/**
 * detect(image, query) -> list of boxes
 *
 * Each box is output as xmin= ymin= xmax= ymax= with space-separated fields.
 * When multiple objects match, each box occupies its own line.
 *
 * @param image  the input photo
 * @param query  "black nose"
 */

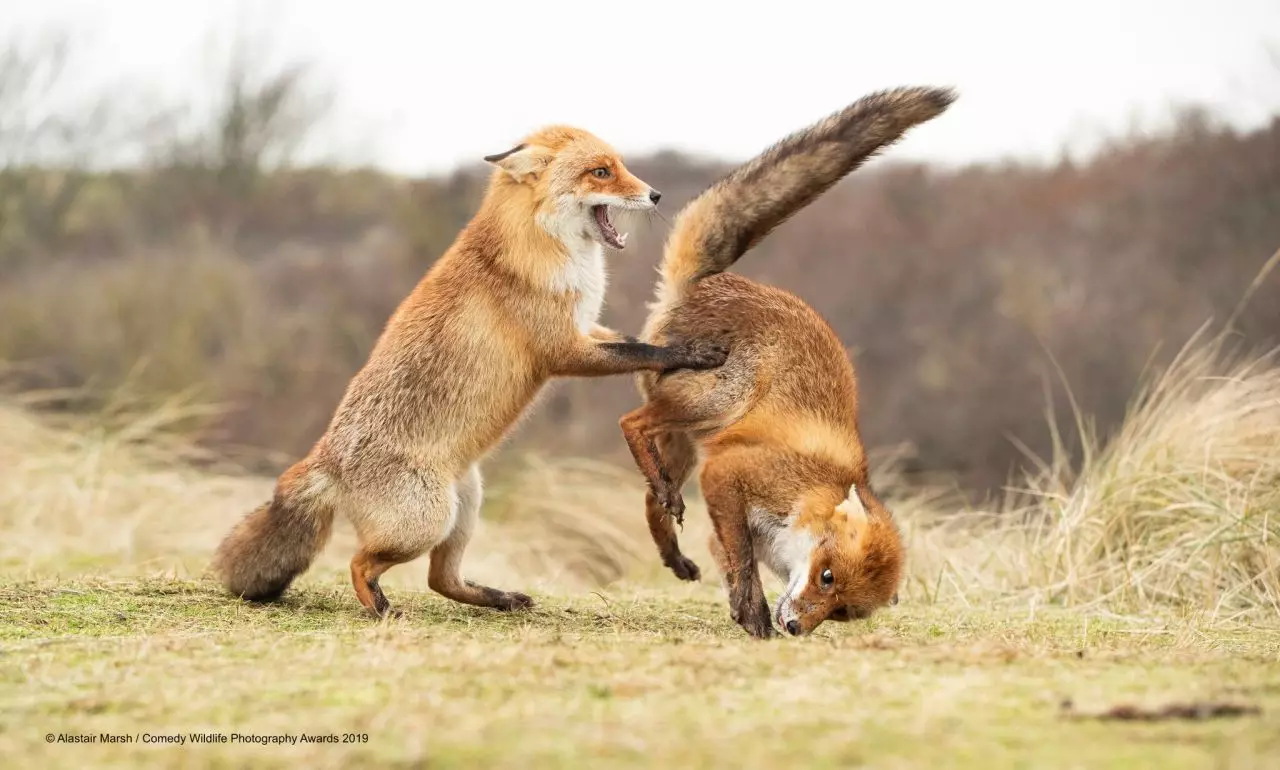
xmin=785 ymin=620 xmax=801 ymax=636
xmin=649 ymin=189 xmax=662 ymax=205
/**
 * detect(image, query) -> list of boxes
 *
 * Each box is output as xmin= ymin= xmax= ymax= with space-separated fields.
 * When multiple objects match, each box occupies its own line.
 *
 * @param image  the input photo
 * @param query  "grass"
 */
xmin=904 ymin=327 xmax=1280 ymax=621
xmin=3 ymin=578 xmax=1278 ymax=769
xmin=2 ymin=329 xmax=1280 ymax=767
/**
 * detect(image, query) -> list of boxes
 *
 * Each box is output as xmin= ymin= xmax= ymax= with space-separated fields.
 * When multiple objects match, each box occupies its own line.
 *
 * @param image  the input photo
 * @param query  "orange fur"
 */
xmin=212 ymin=125 xmax=726 ymax=617
xmin=619 ymin=87 xmax=956 ymax=638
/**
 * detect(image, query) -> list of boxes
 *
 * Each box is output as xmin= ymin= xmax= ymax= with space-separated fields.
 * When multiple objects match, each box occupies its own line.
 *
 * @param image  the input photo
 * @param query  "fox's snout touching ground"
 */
xmin=770 ymin=485 xmax=904 ymax=636
xmin=619 ymin=86 xmax=956 ymax=638
xmin=212 ymin=124 xmax=727 ymax=618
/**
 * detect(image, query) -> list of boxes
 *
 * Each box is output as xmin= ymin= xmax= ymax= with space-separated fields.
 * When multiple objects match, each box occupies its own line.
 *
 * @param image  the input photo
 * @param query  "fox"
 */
xmin=618 ymin=86 xmax=957 ymax=638
xmin=211 ymin=125 xmax=727 ymax=618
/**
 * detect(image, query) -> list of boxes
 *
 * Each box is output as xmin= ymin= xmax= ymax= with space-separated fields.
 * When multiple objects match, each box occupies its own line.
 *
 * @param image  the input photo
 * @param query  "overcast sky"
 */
xmin=3 ymin=0 xmax=1278 ymax=173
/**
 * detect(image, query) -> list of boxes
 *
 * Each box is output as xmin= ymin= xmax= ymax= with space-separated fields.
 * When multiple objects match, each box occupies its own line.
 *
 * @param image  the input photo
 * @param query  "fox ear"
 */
xmin=836 ymin=484 xmax=869 ymax=532
xmin=483 ymin=143 xmax=552 ymax=183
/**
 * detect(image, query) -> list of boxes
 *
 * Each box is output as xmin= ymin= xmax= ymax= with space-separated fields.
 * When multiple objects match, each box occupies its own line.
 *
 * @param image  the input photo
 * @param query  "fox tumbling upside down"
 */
xmin=212 ymin=126 xmax=726 ymax=618
xmin=620 ymin=86 xmax=957 ymax=638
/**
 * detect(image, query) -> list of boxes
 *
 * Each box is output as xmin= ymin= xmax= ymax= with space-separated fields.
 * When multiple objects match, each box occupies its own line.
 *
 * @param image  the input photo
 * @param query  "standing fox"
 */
xmin=620 ymin=86 xmax=957 ymax=638
xmin=212 ymin=126 xmax=726 ymax=617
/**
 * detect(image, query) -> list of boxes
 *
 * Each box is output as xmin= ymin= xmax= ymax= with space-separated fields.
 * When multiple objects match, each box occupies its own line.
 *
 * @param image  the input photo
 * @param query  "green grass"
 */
xmin=3 ymin=326 xmax=1280 ymax=768
xmin=2 ymin=577 xmax=1277 ymax=769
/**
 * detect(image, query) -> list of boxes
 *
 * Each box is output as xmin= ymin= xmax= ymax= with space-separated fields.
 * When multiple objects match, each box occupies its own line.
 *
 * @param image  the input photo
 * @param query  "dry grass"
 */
xmin=0 ymin=396 xmax=663 ymax=596
xmin=909 ymin=328 xmax=1280 ymax=621
xmin=3 ymin=324 xmax=1278 ymax=613
xmin=3 ymin=579 xmax=1278 ymax=769
xmin=2 ymin=327 xmax=1279 ymax=767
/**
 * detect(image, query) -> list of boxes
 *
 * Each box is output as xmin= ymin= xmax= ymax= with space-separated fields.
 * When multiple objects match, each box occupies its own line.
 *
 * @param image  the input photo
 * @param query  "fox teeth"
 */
xmin=617 ymin=232 xmax=628 ymax=247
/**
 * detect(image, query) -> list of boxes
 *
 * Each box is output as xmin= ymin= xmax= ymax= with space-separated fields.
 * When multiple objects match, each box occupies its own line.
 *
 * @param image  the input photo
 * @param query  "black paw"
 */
xmin=664 ymin=553 xmax=701 ymax=582
xmin=740 ymin=612 xmax=777 ymax=639
xmin=495 ymin=591 xmax=535 ymax=611
xmin=671 ymin=340 xmax=729 ymax=371
xmin=737 ymin=593 xmax=773 ymax=634
xmin=730 ymin=597 xmax=776 ymax=639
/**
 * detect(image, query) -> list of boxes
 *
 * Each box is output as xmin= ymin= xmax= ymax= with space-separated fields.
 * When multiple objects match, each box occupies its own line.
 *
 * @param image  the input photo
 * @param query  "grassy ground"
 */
xmin=3 ymin=577 xmax=1277 ymax=769
xmin=2 ymin=330 xmax=1279 ymax=768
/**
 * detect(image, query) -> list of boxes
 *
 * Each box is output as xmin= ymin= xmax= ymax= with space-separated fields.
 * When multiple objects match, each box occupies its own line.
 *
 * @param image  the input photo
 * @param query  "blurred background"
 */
xmin=1 ymin=0 xmax=1277 ymax=498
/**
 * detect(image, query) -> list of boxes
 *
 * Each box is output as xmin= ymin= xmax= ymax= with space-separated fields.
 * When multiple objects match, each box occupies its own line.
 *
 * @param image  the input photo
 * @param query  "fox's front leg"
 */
xmin=551 ymin=334 xmax=726 ymax=378
xmin=702 ymin=469 xmax=775 ymax=639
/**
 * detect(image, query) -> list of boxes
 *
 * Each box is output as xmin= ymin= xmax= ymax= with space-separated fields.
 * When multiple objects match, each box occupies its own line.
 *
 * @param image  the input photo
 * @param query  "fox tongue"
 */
xmin=592 ymin=204 xmax=625 ymax=249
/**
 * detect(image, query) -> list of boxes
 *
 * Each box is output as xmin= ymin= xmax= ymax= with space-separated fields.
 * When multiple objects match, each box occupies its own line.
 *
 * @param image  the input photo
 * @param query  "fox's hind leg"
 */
xmin=621 ymin=406 xmax=678 ymax=515
xmin=622 ymin=361 xmax=755 ymax=584
xmin=345 ymin=455 xmax=461 ymax=619
xmin=428 ymin=464 xmax=534 ymax=611
xmin=641 ymin=431 xmax=700 ymax=581
xmin=620 ymin=406 xmax=703 ymax=581
xmin=621 ymin=407 xmax=692 ymax=520
xmin=350 ymin=550 xmax=404 ymax=619
xmin=348 ymin=462 xmax=533 ymax=616
xmin=621 ymin=361 xmax=752 ymax=508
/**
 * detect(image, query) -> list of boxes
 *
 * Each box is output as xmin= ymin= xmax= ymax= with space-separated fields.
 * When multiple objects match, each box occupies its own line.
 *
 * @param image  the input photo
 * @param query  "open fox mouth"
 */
xmin=591 ymin=205 xmax=628 ymax=250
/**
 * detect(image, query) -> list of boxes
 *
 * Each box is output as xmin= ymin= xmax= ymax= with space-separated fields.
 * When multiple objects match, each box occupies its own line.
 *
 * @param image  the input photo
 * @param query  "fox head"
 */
xmin=483 ymin=126 xmax=660 ymax=252
xmin=776 ymin=485 xmax=903 ymax=636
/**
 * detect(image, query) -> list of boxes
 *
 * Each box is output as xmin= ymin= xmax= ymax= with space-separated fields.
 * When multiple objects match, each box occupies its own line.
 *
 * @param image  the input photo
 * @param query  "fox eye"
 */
xmin=591 ymin=167 xmax=611 ymax=179
xmin=820 ymin=569 xmax=834 ymax=587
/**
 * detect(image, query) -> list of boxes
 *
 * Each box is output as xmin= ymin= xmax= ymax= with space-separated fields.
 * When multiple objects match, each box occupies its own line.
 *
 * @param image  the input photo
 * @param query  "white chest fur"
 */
xmin=749 ymin=507 xmax=815 ymax=584
xmin=549 ymin=239 xmax=607 ymax=334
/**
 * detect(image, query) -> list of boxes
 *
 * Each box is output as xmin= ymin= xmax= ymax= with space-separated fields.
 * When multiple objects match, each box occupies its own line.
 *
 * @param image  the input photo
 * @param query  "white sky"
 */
xmin=3 ymin=0 xmax=1278 ymax=173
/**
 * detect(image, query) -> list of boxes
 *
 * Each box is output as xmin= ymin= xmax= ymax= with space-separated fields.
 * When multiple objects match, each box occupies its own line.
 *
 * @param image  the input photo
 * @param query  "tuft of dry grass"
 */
xmin=909 ymin=327 xmax=1280 ymax=621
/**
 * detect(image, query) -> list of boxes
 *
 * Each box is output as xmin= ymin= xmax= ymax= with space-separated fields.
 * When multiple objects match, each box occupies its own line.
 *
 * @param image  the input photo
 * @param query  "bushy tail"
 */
xmin=657 ymin=86 xmax=957 ymax=301
xmin=210 ymin=459 xmax=336 ymax=601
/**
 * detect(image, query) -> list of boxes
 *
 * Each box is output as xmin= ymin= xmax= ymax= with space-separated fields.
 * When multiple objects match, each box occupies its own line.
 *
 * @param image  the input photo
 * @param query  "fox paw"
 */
xmin=664 ymin=553 xmax=701 ymax=582
xmin=671 ymin=340 xmax=728 ymax=371
xmin=494 ymin=591 xmax=535 ymax=611
xmin=740 ymin=613 xmax=777 ymax=639
xmin=656 ymin=489 xmax=686 ymax=525
xmin=731 ymin=597 xmax=776 ymax=639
